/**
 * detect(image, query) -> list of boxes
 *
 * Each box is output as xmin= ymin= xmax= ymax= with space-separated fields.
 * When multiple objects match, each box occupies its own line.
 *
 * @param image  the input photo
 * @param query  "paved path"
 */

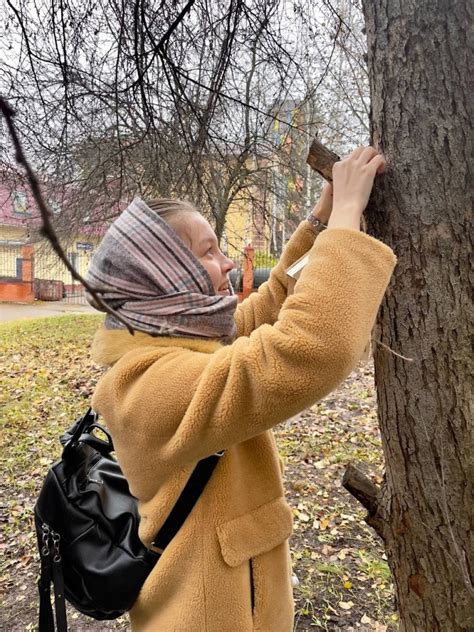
xmin=0 ymin=301 xmax=99 ymax=322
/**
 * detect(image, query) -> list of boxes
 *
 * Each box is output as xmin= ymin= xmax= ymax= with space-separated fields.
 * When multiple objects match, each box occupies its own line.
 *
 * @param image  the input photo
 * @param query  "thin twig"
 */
xmin=373 ymin=338 xmax=414 ymax=362
xmin=0 ymin=96 xmax=135 ymax=335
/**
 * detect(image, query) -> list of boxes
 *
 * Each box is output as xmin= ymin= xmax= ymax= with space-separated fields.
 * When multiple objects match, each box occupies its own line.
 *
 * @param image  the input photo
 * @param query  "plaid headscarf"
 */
xmin=86 ymin=198 xmax=238 ymax=341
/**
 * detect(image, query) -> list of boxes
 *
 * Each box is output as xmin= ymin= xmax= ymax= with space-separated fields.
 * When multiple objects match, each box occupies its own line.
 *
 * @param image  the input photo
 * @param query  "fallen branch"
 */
xmin=0 ymin=96 xmax=134 ymax=334
xmin=342 ymin=464 xmax=385 ymax=538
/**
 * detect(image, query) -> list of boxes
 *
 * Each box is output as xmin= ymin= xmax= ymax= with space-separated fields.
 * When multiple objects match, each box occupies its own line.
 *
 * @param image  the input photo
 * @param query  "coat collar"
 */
xmin=91 ymin=326 xmax=224 ymax=366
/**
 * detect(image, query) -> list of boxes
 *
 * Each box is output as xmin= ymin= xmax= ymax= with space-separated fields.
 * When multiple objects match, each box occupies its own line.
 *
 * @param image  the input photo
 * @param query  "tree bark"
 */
xmin=360 ymin=1 xmax=473 ymax=630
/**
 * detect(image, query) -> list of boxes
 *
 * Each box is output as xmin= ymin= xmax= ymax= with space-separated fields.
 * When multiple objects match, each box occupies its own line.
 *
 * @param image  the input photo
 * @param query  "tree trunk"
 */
xmin=360 ymin=1 xmax=473 ymax=630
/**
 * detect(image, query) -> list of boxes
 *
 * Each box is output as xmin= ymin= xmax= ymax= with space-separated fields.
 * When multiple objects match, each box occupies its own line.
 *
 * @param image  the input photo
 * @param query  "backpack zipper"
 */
xmin=40 ymin=523 xmax=51 ymax=557
xmin=41 ymin=523 xmax=62 ymax=562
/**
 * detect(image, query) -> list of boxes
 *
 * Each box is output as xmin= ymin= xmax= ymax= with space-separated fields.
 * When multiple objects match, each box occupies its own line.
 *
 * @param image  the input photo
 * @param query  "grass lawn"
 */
xmin=0 ymin=315 xmax=397 ymax=631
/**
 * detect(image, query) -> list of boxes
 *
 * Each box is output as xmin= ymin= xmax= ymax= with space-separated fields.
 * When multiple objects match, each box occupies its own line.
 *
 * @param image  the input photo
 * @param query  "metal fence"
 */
xmin=0 ymin=244 xmax=90 ymax=305
xmin=0 ymin=241 xmax=278 ymax=305
xmin=34 ymin=247 xmax=91 ymax=304
xmin=0 ymin=244 xmax=23 ymax=280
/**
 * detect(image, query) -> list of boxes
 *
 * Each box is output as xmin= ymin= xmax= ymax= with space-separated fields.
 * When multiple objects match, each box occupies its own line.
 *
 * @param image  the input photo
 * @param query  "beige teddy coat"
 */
xmin=90 ymin=221 xmax=396 ymax=632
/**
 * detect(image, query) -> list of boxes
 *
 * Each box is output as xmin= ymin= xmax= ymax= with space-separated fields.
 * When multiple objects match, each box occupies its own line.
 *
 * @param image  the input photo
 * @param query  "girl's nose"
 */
xmin=222 ymin=254 xmax=235 ymax=272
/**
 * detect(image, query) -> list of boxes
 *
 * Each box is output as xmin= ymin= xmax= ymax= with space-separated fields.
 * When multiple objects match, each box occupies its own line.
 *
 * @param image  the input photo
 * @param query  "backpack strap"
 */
xmin=51 ymin=533 xmax=68 ymax=632
xmin=38 ymin=536 xmax=54 ymax=632
xmin=38 ymin=525 xmax=68 ymax=632
xmin=150 ymin=451 xmax=224 ymax=553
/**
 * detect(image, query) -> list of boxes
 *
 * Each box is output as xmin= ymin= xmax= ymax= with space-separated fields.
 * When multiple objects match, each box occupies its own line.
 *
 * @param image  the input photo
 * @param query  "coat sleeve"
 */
xmin=92 ymin=228 xmax=396 ymax=474
xmin=234 ymin=221 xmax=317 ymax=336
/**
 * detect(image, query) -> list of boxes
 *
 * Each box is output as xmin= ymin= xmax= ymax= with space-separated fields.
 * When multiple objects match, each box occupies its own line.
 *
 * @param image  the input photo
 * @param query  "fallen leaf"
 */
xmin=338 ymin=548 xmax=349 ymax=560
xmin=321 ymin=544 xmax=333 ymax=556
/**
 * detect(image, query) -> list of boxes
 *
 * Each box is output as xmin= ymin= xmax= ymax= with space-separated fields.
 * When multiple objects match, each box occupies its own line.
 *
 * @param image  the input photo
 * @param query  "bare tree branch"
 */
xmin=0 ymin=95 xmax=135 ymax=334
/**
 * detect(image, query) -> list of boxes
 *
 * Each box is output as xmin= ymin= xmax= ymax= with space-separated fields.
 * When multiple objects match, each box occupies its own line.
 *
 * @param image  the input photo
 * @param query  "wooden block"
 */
xmin=306 ymin=137 xmax=340 ymax=181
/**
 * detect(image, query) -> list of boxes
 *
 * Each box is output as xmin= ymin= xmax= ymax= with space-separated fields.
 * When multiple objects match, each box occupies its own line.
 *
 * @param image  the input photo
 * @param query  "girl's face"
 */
xmin=178 ymin=213 xmax=235 ymax=296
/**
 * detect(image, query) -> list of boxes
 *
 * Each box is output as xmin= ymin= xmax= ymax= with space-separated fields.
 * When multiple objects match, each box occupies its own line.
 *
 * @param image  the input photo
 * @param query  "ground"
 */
xmin=0 ymin=315 xmax=398 ymax=631
xmin=0 ymin=301 xmax=97 ymax=322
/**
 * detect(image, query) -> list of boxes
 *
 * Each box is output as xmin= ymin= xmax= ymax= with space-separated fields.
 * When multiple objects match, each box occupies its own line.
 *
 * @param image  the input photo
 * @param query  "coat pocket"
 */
xmin=216 ymin=497 xmax=293 ymax=568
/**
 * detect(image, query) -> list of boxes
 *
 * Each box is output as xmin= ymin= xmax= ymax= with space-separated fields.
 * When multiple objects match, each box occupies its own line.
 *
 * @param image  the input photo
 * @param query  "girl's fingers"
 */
xmin=357 ymin=146 xmax=379 ymax=164
xmin=348 ymin=147 xmax=366 ymax=161
xmin=369 ymin=154 xmax=387 ymax=174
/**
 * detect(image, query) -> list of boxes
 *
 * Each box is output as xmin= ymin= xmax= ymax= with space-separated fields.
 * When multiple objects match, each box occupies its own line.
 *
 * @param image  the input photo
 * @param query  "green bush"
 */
xmin=254 ymin=250 xmax=277 ymax=268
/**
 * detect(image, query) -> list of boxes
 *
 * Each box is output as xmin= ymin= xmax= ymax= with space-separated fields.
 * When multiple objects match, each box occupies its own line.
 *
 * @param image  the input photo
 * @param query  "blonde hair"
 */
xmin=145 ymin=198 xmax=199 ymax=234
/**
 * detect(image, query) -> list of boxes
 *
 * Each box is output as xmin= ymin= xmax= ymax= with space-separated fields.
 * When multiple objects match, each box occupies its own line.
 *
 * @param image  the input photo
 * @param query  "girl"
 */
xmin=87 ymin=146 xmax=396 ymax=631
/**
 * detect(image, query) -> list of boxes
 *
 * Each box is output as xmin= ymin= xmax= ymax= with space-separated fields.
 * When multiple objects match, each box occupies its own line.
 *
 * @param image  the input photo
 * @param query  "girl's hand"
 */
xmin=328 ymin=146 xmax=386 ymax=231
xmin=310 ymin=182 xmax=333 ymax=225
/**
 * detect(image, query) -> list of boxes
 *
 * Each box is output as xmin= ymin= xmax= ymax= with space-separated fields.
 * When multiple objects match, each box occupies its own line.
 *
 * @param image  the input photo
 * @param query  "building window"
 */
xmin=12 ymin=191 xmax=29 ymax=215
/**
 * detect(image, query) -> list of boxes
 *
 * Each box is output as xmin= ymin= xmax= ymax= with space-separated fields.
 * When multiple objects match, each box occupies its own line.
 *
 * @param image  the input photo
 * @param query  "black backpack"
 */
xmin=34 ymin=408 xmax=222 ymax=632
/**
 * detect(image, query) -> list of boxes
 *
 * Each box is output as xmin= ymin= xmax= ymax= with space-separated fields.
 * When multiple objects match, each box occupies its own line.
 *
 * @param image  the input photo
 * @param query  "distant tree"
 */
xmin=1 ymin=0 xmax=370 ymax=247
